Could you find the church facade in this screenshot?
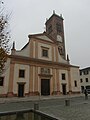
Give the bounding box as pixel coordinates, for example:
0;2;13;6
0;12;81;97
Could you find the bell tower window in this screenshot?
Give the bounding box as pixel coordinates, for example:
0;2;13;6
56;23;62;33
0;77;4;86
48;25;52;34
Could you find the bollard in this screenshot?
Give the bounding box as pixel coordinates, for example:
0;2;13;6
65;99;70;106
85;95;88;100
34;102;39;110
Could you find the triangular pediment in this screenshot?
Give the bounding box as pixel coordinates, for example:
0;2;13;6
29;33;54;43
36;35;54;42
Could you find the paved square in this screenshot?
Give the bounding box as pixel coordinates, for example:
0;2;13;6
0;95;90;120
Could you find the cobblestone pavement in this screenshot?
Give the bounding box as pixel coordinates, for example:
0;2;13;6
0;94;90;120
40;96;90;120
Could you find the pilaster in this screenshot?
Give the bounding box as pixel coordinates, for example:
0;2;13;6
7;62;15;97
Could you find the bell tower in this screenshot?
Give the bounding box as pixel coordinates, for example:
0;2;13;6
45;11;66;59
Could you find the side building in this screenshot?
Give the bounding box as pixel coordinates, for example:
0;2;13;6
0;12;81;97
80;67;90;93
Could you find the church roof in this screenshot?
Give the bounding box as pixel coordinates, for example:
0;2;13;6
21;42;29;50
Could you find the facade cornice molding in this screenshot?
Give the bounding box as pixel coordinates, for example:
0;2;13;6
9;55;79;68
9;55;71;68
38;74;53;77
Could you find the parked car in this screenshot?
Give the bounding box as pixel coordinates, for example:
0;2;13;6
86;86;90;94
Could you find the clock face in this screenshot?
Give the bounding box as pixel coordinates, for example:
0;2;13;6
57;35;62;42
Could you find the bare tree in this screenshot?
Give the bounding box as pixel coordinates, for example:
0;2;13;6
0;0;10;75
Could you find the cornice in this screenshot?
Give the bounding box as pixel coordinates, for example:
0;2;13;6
9;55;79;68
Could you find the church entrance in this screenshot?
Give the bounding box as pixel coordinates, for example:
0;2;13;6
41;79;50;95
18;84;24;97
62;84;66;95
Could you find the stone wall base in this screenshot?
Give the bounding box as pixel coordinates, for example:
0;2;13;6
7;92;14;97
0;91;81;98
29;91;40;96
51;91;61;95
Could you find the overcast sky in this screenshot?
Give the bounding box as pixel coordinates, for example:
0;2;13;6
4;0;90;69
